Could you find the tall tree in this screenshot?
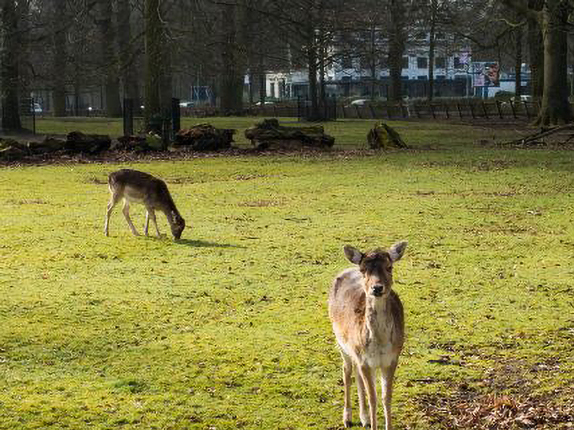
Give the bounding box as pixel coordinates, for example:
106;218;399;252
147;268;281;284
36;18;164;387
96;0;122;117
387;0;407;101
503;0;572;125
218;1;245;115
117;0;140;103
1;0;22;130
144;0;172;137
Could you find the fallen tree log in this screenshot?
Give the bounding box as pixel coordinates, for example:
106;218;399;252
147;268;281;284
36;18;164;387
502;124;574;146
0;138;28;160
66;131;111;153
173;124;235;151
244;118;335;149
367;122;408;149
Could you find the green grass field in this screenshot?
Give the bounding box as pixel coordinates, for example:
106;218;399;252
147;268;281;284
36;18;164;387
1;118;574;429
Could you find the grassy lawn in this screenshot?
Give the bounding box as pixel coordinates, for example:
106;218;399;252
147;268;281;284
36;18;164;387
1;119;574;429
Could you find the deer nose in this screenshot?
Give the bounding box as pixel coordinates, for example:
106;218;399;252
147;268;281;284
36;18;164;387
372;285;384;297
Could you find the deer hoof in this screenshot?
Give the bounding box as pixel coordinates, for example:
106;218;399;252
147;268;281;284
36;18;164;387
344;421;353;428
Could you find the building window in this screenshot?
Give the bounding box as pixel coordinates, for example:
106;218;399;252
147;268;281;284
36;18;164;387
417;76;427;80
402;57;409;69
417;57;428;69
436;75;446;80
435;57;446;69
270;82;275;98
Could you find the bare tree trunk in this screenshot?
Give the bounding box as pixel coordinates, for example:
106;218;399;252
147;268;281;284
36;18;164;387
1;0;22;131
144;0;171;137
369;20;376;100
259;58;266;105
17;0;30;99
117;0;140;103
307;44;319;120
96;0;122;117
427;0;437;101
51;0;67;117
535;0;572;125
514;22;523;97
388;0;406;102
527;16;543;99
219;3;244;115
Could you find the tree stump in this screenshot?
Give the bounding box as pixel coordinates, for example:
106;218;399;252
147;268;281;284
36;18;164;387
173;124;235;151
244;118;335;149
367;122;407;149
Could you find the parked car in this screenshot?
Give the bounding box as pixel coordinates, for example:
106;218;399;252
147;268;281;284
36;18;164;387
349;98;369;106
255;101;274;106
32;103;43;114
179;101;194;108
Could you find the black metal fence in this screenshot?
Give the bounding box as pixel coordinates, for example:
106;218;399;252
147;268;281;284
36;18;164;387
177;99;543;122
123;98;181;141
297;96;337;121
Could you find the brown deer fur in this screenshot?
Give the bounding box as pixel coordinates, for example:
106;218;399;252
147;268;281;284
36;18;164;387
328;241;407;430
104;169;185;239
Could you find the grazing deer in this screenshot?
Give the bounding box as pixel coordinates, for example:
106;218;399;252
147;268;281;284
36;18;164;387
104;169;186;240
328;241;407;430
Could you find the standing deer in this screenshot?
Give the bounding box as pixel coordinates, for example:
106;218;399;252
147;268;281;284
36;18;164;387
328;241;407;430
104;169;186;240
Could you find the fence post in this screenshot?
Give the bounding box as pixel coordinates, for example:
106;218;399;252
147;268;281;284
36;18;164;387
456;103;463;118
445;102;450;119
31;99;36;134
123;98;134;136
172;98;181;139
523;101;531;119
369;103;376;119
495;100;503;119
469;102;476;119
509;100;517;119
481;101;489;119
429;102;436;119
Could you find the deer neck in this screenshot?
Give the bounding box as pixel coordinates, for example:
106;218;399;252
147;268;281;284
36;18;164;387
364;294;394;343
160;202;179;224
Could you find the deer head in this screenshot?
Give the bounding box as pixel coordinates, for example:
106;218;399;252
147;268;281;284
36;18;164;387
344;241;407;298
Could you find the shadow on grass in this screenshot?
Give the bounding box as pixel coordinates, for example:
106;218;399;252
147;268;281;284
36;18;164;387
175;238;245;249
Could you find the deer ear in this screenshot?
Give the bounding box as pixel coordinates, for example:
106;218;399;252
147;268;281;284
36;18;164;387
389;241;407;262
344;245;363;265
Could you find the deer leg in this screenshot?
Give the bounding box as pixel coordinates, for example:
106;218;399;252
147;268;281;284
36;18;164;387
150;209;161;237
104;193;121;236
144;211;150;236
341;352;353;428
357;364;377;429
381;361;397;430
122;200;139;236
356;364;370;427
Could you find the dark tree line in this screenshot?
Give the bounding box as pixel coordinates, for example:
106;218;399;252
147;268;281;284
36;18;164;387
1;0;574;130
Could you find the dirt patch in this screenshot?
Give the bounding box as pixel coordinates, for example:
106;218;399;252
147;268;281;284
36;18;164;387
415;348;574;429
418;387;574;429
